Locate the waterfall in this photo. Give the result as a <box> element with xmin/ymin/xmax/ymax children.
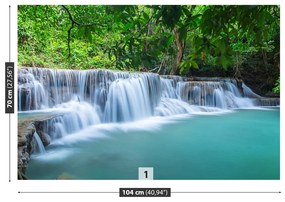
<box><xmin>242</xmin><ymin>82</ymin><xmax>262</xmax><ymax>98</ymax></box>
<box><xmin>103</xmin><ymin>75</ymin><xmax>159</xmax><ymax>122</ymax></box>
<box><xmin>161</xmin><ymin>78</ymin><xmax>179</xmax><ymax>98</ymax></box>
<box><xmin>18</xmin><ymin>67</ymin><xmax>278</xmax><ymax>146</ymax></box>
<box><xmin>33</xmin><ymin>132</ymin><xmax>46</xmax><ymax>154</ymax></box>
<box><xmin>45</xmin><ymin>99</ymin><xmax>101</xmax><ymax>139</ymax></box>
<box><xmin>176</xmin><ymin>80</ymin><xmax>255</xmax><ymax>108</ymax></box>
<box><xmin>18</xmin><ymin>69</ymin><xmax>47</xmax><ymax>111</ymax></box>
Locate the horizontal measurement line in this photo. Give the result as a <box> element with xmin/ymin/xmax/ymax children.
<box><xmin>19</xmin><ymin>191</ymin><xmax>281</xmax><ymax>194</ymax></box>
<box><xmin>19</xmin><ymin>191</ymin><xmax>119</xmax><ymax>194</ymax></box>
<box><xmin>172</xmin><ymin>191</ymin><xmax>281</xmax><ymax>194</ymax></box>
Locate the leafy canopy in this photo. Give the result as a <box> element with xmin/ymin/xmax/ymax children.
<box><xmin>18</xmin><ymin>5</ymin><xmax>279</xmax><ymax>76</ymax></box>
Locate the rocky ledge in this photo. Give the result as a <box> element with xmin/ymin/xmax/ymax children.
<box><xmin>18</xmin><ymin>112</ymin><xmax>63</xmax><ymax>179</ymax></box>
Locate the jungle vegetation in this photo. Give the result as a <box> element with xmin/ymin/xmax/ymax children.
<box><xmin>18</xmin><ymin>5</ymin><xmax>280</xmax><ymax>94</ymax></box>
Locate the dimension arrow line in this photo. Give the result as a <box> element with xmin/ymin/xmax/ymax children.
<box><xmin>8</xmin><ymin>5</ymin><xmax>11</xmax><ymax>183</ymax></box>
<box><xmin>18</xmin><ymin>191</ymin><xmax>281</xmax><ymax>194</ymax></box>
<box><xmin>9</xmin><ymin>114</ymin><xmax>11</xmax><ymax>182</ymax></box>
<box><xmin>172</xmin><ymin>191</ymin><xmax>281</xmax><ymax>194</ymax></box>
<box><xmin>9</xmin><ymin>5</ymin><xmax>11</xmax><ymax>62</ymax></box>
<box><xmin>19</xmin><ymin>191</ymin><xmax>119</xmax><ymax>194</ymax></box>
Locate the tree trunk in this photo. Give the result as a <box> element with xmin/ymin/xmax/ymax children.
<box><xmin>170</xmin><ymin>27</ymin><xmax>185</xmax><ymax>75</ymax></box>
<box><xmin>234</xmin><ymin>52</ymin><xmax>244</xmax><ymax>96</ymax></box>
<box><xmin>234</xmin><ymin>67</ymin><xmax>244</xmax><ymax>96</ymax></box>
<box><xmin>262</xmin><ymin>50</ymin><xmax>269</xmax><ymax>72</ymax></box>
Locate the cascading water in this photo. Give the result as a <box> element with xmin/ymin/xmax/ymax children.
<box><xmin>18</xmin><ymin>67</ymin><xmax>278</xmax><ymax>152</ymax></box>
<box><xmin>44</xmin><ymin>99</ymin><xmax>101</xmax><ymax>139</ymax></box>
<box><xmin>103</xmin><ymin>74</ymin><xmax>161</xmax><ymax>122</ymax></box>
<box><xmin>176</xmin><ymin>80</ymin><xmax>256</xmax><ymax>108</ymax></box>
<box><xmin>33</xmin><ymin>132</ymin><xmax>46</xmax><ymax>154</ymax></box>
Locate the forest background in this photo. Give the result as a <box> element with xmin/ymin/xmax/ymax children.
<box><xmin>18</xmin><ymin>5</ymin><xmax>280</xmax><ymax>95</ymax></box>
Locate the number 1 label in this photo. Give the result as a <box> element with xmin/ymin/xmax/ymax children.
<box><xmin>138</xmin><ymin>167</ymin><xmax>153</xmax><ymax>180</ymax></box>
<box><xmin>144</xmin><ymin>170</ymin><xmax>148</xmax><ymax>178</ymax></box>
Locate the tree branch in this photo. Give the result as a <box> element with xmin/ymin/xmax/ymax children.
<box><xmin>62</xmin><ymin>5</ymin><xmax>100</xmax><ymax>27</ymax></box>
<box><xmin>67</xmin><ymin>23</ymin><xmax>74</xmax><ymax>58</ymax></box>
<box><xmin>148</xmin><ymin>66</ymin><xmax>159</xmax><ymax>72</ymax></box>
<box><xmin>62</xmin><ymin>5</ymin><xmax>79</xmax><ymax>26</ymax></box>
<box><xmin>61</xmin><ymin>5</ymin><xmax>101</xmax><ymax>58</ymax></box>
<box><xmin>61</xmin><ymin>5</ymin><xmax>76</xmax><ymax>58</ymax></box>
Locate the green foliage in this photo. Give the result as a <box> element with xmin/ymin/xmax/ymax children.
<box><xmin>187</xmin><ymin>5</ymin><xmax>280</xmax><ymax>71</ymax></box>
<box><xmin>18</xmin><ymin>4</ymin><xmax>280</xmax><ymax>78</ymax></box>
<box><xmin>159</xmin><ymin>6</ymin><xmax>182</xmax><ymax>29</ymax></box>
<box><xmin>273</xmin><ymin>77</ymin><xmax>280</xmax><ymax>94</ymax></box>
<box><xmin>179</xmin><ymin>54</ymin><xmax>198</xmax><ymax>74</ymax></box>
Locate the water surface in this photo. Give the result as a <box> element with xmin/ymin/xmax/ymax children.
<box><xmin>26</xmin><ymin>108</ymin><xmax>280</xmax><ymax>180</ymax></box>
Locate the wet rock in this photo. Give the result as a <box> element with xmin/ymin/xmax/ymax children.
<box><xmin>38</xmin><ymin>132</ymin><xmax>51</xmax><ymax>146</ymax></box>
<box><xmin>34</xmin><ymin>122</ymin><xmax>51</xmax><ymax>146</ymax></box>
<box><xmin>18</xmin><ymin>112</ymin><xmax>64</xmax><ymax>179</ymax></box>
<box><xmin>255</xmin><ymin>98</ymin><xmax>280</xmax><ymax>106</ymax></box>
<box><xmin>265</xmin><ymin>91</ymin><xmax>280</xmax><ymax>98</ymax></box>
<box><xmin>18</xmin><ymin>121</ymin><xmax>35</xmax><ymax>180</ymax></box>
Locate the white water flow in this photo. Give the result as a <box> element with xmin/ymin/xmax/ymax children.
<box><xmin>18</xmin><ymin>68</ymin><xmax>277</xmax><ymax>150</ymax></box>
<box><xmin>33</xmin><ymin>132</ymin><xmax>46</xmax><ymax>154</ymax></box>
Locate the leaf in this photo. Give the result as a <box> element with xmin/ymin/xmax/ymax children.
<box><xmin>179</xmin><ymin>55</ymin><xmax>199</xmax><ymax>74</ymax></box>
<box><xmin>218</xmin><ymin>39</ymin><xmax>226</xmax><ymax>54</ymax></box>
<box><xmin>143</xmin><ymin>12</ymin><xmax>149</xmax><ymax>21</ymax></box>
<box><xmin>161</xmin><ymin>6</ymin><xmax>182</xmax><ymax>29</ymax></box>
<box><xmin>182</xmin><ymin>6</ymin><xmax>191</xmax><ymax>16</ymax></box>
<box><xmin>191</xmin><ymin>60</ymin><xmax>199</xmax><ymax>69</ymax></box>
<box><xmin>78</xmin><ymin>27</ymin><xmax>85</xmax><ymax>38</ymax></box>
<box><xmin>216</xmin><ymin>54</ymin><xmax>232</xmax><ymax>69</ymax></box>
<box><xmin>124</xmin><ymin>22</ymin><xmax>133</xmax><ymax>31</ymax></box>
<box><xmin>166</xmin><ymin>35</ymin><xmax>174</xmax><ymax>47</ymax></box>
<box><xmin>179</xmin><ymin>26</ymin><xmax>188</xmax><ymax>41</ymax></box>
<box><xmin>86</xmin><ymin>29</ymin><xmax>92</xmax><ymax>43</ymax></box>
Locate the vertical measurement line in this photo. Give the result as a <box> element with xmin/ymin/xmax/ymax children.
<box><xmin>9</xmin><ymin>114</ymin><xmax>11</xmax><ymax>182</ymax></box>
<box><xmin>8</xmin><ymin>5</ymin><xmax>10</xmax><ymax>61</ymax></box>
<box><xmin>8</xmin><ymin>5</ymin><xmax>11</xmax><ymax>182</ymax></box>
